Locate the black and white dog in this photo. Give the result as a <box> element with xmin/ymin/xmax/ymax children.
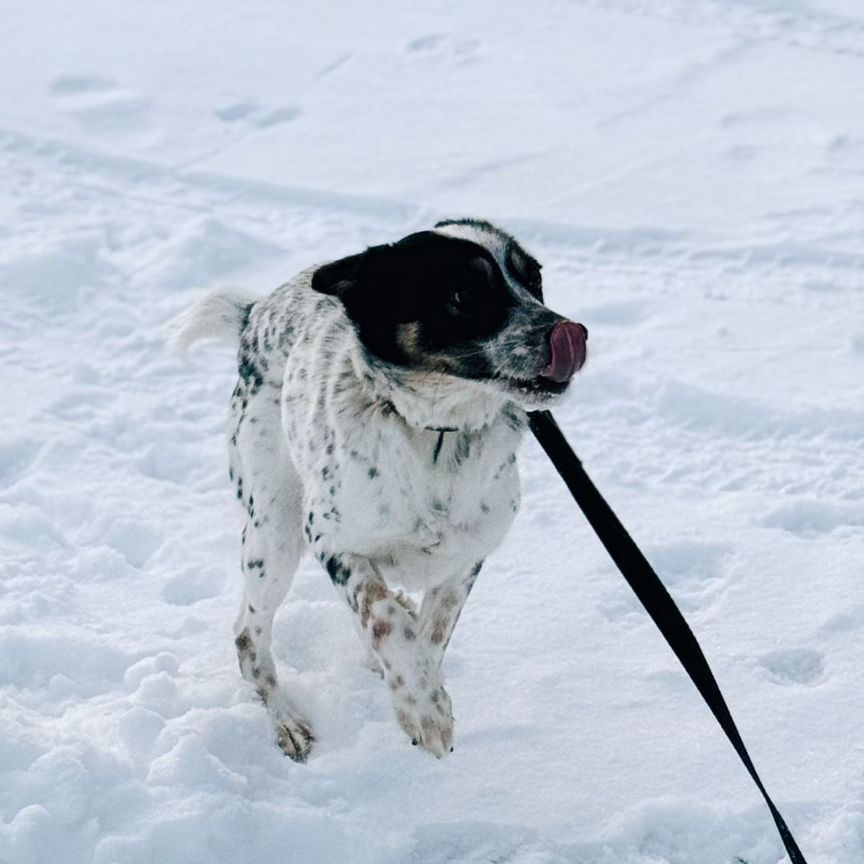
<box><xmin>171</xmin><ymin>218</ymin><xmax>587</xmax><ymax>761</ymax></box>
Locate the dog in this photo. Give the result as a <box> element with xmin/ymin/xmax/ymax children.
<box><xmin>170</xmin><ymin>218</ymin><xmax>587</xmax><ymax>761</ymax></box>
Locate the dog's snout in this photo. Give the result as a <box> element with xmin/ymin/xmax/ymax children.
<box><xmin>540</xmin><ymin>320</ymin><xmax>588</xmax><ymax>383</ymax></box>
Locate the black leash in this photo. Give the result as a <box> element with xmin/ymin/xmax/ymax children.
<box><xmin>528</xmin><ymin>409</ymin><xmax>808</xmax><ymax>864</ymax></box>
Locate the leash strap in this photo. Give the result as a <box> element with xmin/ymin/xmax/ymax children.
<box><xmin>528</xmin><ymin>410</ymin><xmax>808</xmax><ymax>864</ymax></box>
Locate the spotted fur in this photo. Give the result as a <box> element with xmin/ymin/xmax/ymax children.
<box><xmin>171</xmin><ymin>219</ymin><xmax>585</xmax><ymax>761</ymax></box>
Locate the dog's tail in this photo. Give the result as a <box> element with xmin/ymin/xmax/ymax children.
<box><xmin>167</xmin><ymin>289</ymin><xmax>257</xmax><ymax>357</ymax></box>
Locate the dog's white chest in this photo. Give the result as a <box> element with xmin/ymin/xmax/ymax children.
<box><xmin>320</xmin><ymin>420</ymin><xmax>522</xmax><ymax>589</ymax></box>
<box><xmin>277</xmin><ymin>322</ymin><xmax>526</xmax><ymax>590</ymax></box>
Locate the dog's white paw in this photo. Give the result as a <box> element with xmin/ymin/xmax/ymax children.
<box><xmin>394</xmin><ymin>590</ymin><xmax>418</xmax><ymax>615</ymax></box>
<box><xmin>395</xmin><ymin>685</ymin><xmax>454</xmax><ymax>758</ymax></box>
<box><xmin>364</xmin><ymin>648</ymin><xmax>385</xmax><ymax>678</ymax></box>
<box><xmin>274</xmin><ymin>715</ymin><xmax>315</xmax><ymax>762</ymax></box>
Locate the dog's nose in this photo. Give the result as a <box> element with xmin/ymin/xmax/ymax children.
<box><xmin>540</xmin><ymin>321</ymin><xmax>588</xmax><ymax>383</ymax></box>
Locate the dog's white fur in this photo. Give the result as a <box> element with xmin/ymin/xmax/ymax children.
<box><xmin>171</xmin><ymin>222</ymin><xmax>568</xmax><ymax>760</ymax></box>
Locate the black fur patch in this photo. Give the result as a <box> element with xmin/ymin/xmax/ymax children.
<box><xmin>311</xmin><ymin>231</ymin><xmax>515</xmax><ymax>377</ymax></box>
<box><xmin>324</xmin><ymin>556</ymin><xmax>352</xmax><ymax>586</ymax></box>
<box><xmin>437</xmin><ymin>218</ymin><xmax>543</xmax><ymax>301</ymax></box>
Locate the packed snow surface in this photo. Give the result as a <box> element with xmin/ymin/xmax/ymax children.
<box><xmin>2</xmin><ymin>1</ymin><xmax>863</xmax><ymax>862</ymax></box>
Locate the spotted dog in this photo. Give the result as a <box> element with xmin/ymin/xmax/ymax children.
<box><xmin>170</xmin><ymin>219</ymin><xmax>588</xmax><ymax>761</ymax></box>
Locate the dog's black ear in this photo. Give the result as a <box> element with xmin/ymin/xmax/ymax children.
<box><xmin>311</xmin><ymin>253</ymin><xmax>362</xmax><ymax>299</ymax></box>
<box><xmin>311</xmin><ymin>245</ymin><xmax>391</xmax><ymax>301</ymax></box>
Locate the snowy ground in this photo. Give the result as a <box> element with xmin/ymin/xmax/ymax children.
<box><xmin>2</xmin><ymin>1</ymin><xmax>863</xmax><ymax>862</ymax></box>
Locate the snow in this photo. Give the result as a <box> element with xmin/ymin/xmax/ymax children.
<box><xmin>1</xmin><ymin>1</ymin><xmax>862</xmax><ymax>862</ymax></box>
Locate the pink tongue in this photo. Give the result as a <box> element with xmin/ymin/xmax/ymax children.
<box><xmin>541</xmin><ymin>321</ymin><xmax>588</xmax><ymax>383</ymax></box>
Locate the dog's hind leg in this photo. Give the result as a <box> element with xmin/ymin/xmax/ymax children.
<box><xmin>234</xmin><ymin>513</ymin><xmax>315</xmax><ymax>761</ymax></box>
<box><xmin>231</xmin><ymin>401</ymin><xmax>314</xmax><ymax>761</ymax></box>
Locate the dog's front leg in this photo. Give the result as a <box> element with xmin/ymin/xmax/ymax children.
<box><xmin>323</xmin><ymin>552</ymin><xmax>454</xmax><ymax>758</ymax></box>
<box><xmin>418</xmin><ymin>561</ymin><xmax>483</xmax><ymax>667</ymax></box>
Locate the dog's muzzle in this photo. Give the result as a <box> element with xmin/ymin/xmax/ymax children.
<box><xmin>540</xmin><ymin>321</ymin><xmax>588</xmax><ymax>383</ymax></box>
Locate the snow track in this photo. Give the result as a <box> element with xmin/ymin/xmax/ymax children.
<box><xmin>2</xmin><ymin>2</ymin><xmax>863</xmax><ymax>862</ymax></box>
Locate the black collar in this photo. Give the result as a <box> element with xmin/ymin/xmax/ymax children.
<box><xmin>380</xmin><ymin>399</ymin><xmax>459</xmax><ymax>434</ymax></box>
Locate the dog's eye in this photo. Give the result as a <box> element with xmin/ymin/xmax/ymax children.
<box><xmin>447</xmin><ymin>258</ymin><xmax>491</xmax><ymax>316</ymax></box>
<box><xmin>446</xmin><ymin>290</ymin><xmax>465</xmax><ymax>317</ymax></box>
<box><xmin>448</xmin><ymin>286</ymin><xmax>477</xmax><ymax>316</ymax></box>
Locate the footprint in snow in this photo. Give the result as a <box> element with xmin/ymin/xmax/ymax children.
<box><xmin>597</xmin><ymin>591</ymin><xmax>643</xmax><ymax>626</ymax></box>
<box><xmin>161</xmin><ymin>567</ymin><xmax>224</xmax><ymax>607</ymax></box>
<box><xmin>407</xmin><ymin>33</ymin><xmax>447</xmax><ymax>52</ymax></box>
<box><xmin>213</xmin><ymin>100</ymin><xmax>258</xmax><ymax>122</ymax></box>
<box><xmin>717</xmin><ymin>107</ymin><xmax>794</xmax><ymax>130</ymax></box>
<box><xmin>600</xmin><ymin>541</ymin><xmax>731</xmax><ymax>624</ymax></box>
<box><xmin>213</xmin><ymin>100</ymin><xmax>302</xmax><ymax>129</ymax></box>
<box><xmin>49</xmin><ymin>74</ymin><xmax>114</xmax><ymax>97</ymax></box>
<box><xmin>758</xmin><ymin>648</ymin><xmax>825</xmax><ymax>686</ymax></box>
<box><xmin>0</xmin><ymin>630</ymin><xmax>138</xmax><ymax>693</ymax></box>
<box><xmin>762</xmin><ymin>500</ymin><xmax>863</xmax><ymax>537</ymax></box>
<box><xmin>103</xmin><ymin>518</ymin><xmax>163</xmax><ymax>569</ymax></box>
<box><xmin>0</xmin><ymin>437</ymin><xmax>43</xmax><ymax>488</ymax></box>
<box><xmin>406</xmin><ymin>33</ymin><xmax>481</xmax><ymax>64</ymax></box>
<box><xmin>49</xmin><ymin>74</ymin><xmax>153</xmax><ymax>134</ymax></box>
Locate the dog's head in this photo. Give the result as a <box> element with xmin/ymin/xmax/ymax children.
<box><xmin>311</xmin><ymin>218</ymin><xmax>587</xmax><ymax>408</ymax></box>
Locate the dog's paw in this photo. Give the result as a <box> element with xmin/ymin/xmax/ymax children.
<box><xmin>394</xmin><ymin>590</ymin><xmax>418</xmax><ymax>616</ymax></box>
<box><xmin>274</xmin><ymin>716</ymin><xmax>315</xmax><ymax>762</ymax></box>
<box><xmin>364</xmin><ymin>648</ymin><xmax>385</xmax><ymax>678</ymax></box>
<box><xmin>395</xmin><ymin>686</ymin><xmax>454</xmax><ymax>758</ymax></box>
